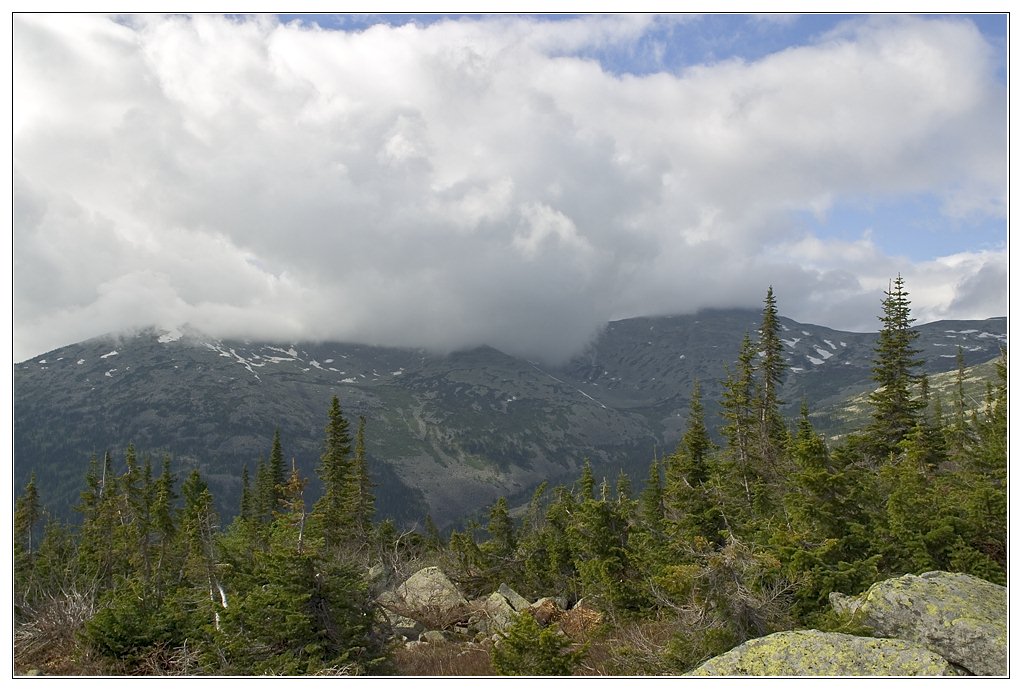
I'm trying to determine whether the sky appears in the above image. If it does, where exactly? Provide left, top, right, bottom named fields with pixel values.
left=10, top=10, right=1009, bottom=364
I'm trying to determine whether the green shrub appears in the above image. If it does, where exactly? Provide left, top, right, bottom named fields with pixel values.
left=491, top=612, right=585, bottom=676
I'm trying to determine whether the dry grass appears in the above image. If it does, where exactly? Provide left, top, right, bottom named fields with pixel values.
left=390, top=640, right=496, bottom=676
left=14, top=589, right=101, bottom=676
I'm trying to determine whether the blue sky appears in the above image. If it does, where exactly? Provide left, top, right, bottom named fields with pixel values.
left=12, top=12, right=1008, bottom=362
left=281, top=13, right=1007, bottom=78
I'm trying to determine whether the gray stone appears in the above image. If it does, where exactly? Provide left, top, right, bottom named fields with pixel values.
left=532, top=595, right=568, bottom=611
left=688, top=629, right=958, bottom=676
left=830, top=571, right=1007, bottom=676
left=497, top=583, right=531, bottom=611
left=395, top=566, right=468, bottom=613
left=419, top=630, right=450, bottom=644
left=379, top=607, right=424, bottom=640
left=482, top=591, right=519, bottom=633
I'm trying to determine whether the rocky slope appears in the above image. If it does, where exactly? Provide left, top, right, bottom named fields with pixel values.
left=693, top=571, right=1007, bottom=676
left=13, top=310, right=1006, bottom=525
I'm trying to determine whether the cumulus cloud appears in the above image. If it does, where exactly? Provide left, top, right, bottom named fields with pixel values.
left=12, top=14, right=1007, bottom=362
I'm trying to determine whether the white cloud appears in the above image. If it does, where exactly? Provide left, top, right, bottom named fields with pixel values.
left=12, top=14, right=1007, bottom=362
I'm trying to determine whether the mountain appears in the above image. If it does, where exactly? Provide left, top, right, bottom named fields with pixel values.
left=13, top=310, right=1006, bottom=526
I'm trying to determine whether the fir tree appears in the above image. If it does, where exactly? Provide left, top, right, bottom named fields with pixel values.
left=313, top=396, right=353, bottom=552
left=755, top=286, right=788, bottom=465
left=867, top=275, right=925, bottom=458
left=14, top=472, right=42, bottom=560
left=341, top=416, right=375, bottom=540
left=268, top=429, right=287, bottom=515
left=718, top=333, right=759, bottom=520
left=664, top=380, right=720, bottom=549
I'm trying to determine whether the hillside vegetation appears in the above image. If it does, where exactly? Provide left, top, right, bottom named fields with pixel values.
left=13, top=279, right=1006, bottom=675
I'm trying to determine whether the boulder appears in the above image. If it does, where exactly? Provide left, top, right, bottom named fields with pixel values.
left=688, top=629, right=958, bottom=676
left=829, top=571, right=1007, bottom=676
left=481, top=592, right=519, bottom=633
left=378, top=607, right=424, bottom=641
left=419, top=630, right=450, bottom=644
left=395, top=566, right=468, bottom=613
left=497, top=583, right=531, bottom=611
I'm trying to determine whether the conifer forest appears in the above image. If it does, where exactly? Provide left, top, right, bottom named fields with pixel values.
left=13, top=278, right=1007, bottom=676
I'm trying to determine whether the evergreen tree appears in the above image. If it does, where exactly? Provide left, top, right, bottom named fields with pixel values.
left=313, top=396, right=353, bottom=552
left=638, top=457, right=665, bottom=539
left=150, top=456, right=178, bottom=599
left=664, top=381, right=720, bottom=549
left=577, top=458, right=596, bottom=501
left=867, top=275, right=925, bottom=458
left=615, top=469, right=633, bottom=504
left=179, top=469, right=227, bottom=633
left=485, top=496, right=517, bottom=559
left=268, top=429, right=287, bottom=515
left=342, top=416, right=375, bottom=540
left=14, top=472, right=42, bottom=560
left=718, top=333, right=760, bottom=522
left=492, top=612, right=585, bottom=676
left=946, top=346, right=975, bottom=466
left=239, top=465, right=253, bottom=522
left=755, top=287, right=788, bottom=466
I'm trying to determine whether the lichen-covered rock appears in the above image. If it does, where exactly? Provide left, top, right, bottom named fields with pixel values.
left=481, top=591, right=519, bottom=633
left=830, top=571, right=1007, bottom=676
left=688, top=630, right=957, bottom=676
left=378, top=607, right=424, bottom=641
left=395, top=566, right=468, bottom=613
left=497, top=583, right=531, bottom=611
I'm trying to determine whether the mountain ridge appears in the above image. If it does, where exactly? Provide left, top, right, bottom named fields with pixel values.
left=13, top=309, right=1006, bottom=526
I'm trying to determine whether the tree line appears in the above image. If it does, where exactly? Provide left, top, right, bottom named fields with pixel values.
left=13, top=276, right=1007, bottom=675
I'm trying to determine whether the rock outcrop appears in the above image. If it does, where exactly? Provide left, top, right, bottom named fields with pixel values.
left=375, top=566, right=577, bottom=644
left=829, top=571, right=1007, bottom=676
left=688, top=630, right=958, bottom=676
left=395, top=566, right=469, bottom=613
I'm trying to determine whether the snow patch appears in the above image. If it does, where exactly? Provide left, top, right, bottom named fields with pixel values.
left=789, top=367, right=805, bottom=373
left=806, top=356, right=825, bottom=366
left=324, top=359, right=334, bottom=363
left=946, top=329, right=978, bottom=334
left=158, top=328, right=183, bottom=343
left=822, top=339, right=836, bottom=350
left=100, top=350, right=118, bottom=359
left=38, top=359, right=46, bottom=364
left=341, top=377, right=357, bottom=383
left=104, top=369, right=116, bottom=377
left=392, top=369, right=404, bottom=376
left=678, top=354, right=686, bottom=359
left=813, top=347, right=834, bottom=360
left=267, top=346, right=299, bottom=358
left=781, top=337, right=801, bottom=348
left=77, top=359, right=85, bottom=365
left=801, top=330, right=811, bottom=336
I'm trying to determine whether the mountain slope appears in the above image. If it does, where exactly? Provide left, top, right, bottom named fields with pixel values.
left=13, top=311, right=1006, bottom=525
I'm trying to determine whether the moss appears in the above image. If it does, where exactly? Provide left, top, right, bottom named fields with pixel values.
left=688, top=630, right=956, bottom=676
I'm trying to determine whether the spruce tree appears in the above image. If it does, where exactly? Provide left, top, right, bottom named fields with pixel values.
left=577, top=458, right=596, bottom=500
left=718, top=333, right=759, bottom=518
left=664, top=380, right=719, bottom=549
left=14, top=472, right=42, bottom=560
left=867, top=275, right=925, bottom=459
left=341, top=416, right=375, bottom=539
left=755, top=286, right=788, bottom=465
left=268, top=429, right=287, bottom=515
left=313, top=396, right=352, bottom=552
